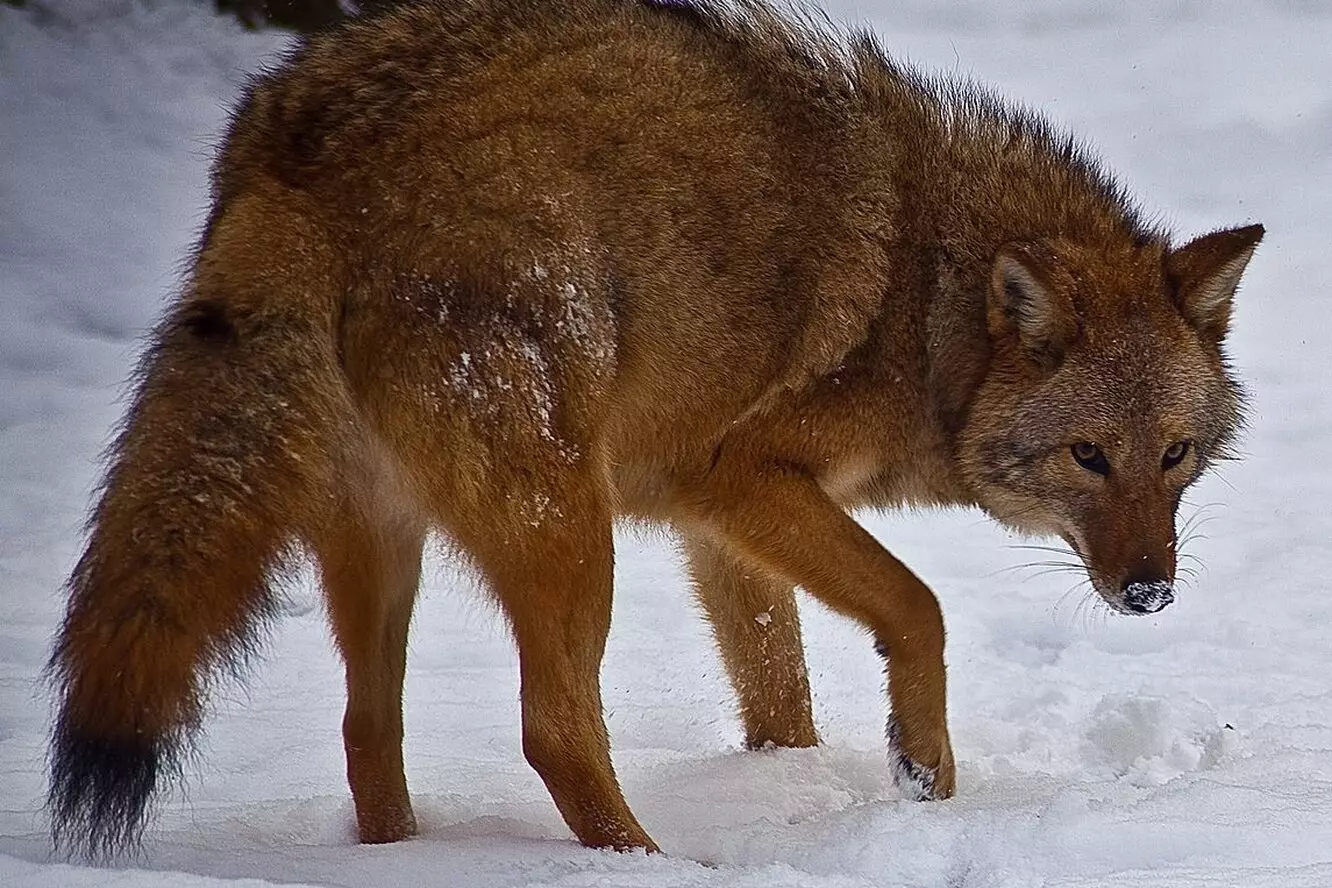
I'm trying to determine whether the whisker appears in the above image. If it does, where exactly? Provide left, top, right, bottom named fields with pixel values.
left=1069, top=585, right=1099, bottom=631
left=1094, top=597, right=1111, bottom=630
left=1179, top=514, right=1223, bottom=536
left=1178, top=530, right=1210, bottom=548
left=1179, top=528, right=1209, bottom=545
left=1022, top=566, right=1089, bottom=582
left=1178, top=517, right=1216, bottom=539
left=1178, top=503, right=1225, bottom=539
left=1005, top=543, right=1080, bottom=558
left=1074, top=594, right=1091, bottom=632
left=990, top=560, right=1083, bottom=577
left=1052, top=578, right=1091, bottom=626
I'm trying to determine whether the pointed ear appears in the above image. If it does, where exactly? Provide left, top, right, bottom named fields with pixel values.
left=1166, top=224, right=1264, bottom=342
left=988, top=243, right=1078, bottom=369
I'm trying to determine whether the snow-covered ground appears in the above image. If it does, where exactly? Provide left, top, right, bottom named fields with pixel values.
left=2, top=1, right=1330, bottom=885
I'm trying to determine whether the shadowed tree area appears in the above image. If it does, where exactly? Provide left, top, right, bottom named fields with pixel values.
left=2, top=0, right=404, bottom=31
left=216, top=0, right=402, bottom=32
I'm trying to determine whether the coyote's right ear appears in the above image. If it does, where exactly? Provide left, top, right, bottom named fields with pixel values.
left=988, top=244, right=1078, bottom=369
left=1166, top=224, right=1264, bottom=343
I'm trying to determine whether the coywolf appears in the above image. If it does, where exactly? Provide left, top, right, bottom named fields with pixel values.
left=49, top=0, right=1262, bottom=857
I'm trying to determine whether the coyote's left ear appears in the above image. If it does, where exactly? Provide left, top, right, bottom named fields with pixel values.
left=1166, top=224, right=1264, bottom=342
left=988, top=243, right=1079, bottom=369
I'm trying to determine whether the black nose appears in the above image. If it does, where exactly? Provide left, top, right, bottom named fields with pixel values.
left=1121, top=579, right=1175, bottom=614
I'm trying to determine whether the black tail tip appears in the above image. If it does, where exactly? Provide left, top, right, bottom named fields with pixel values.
left=48, top=722, right=168, bottom=861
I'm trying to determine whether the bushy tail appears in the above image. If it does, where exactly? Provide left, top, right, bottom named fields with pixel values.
left=48, top=184, right=350, bottom=858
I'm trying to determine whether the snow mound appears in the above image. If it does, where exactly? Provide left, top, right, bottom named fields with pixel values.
left=1083, top=694, right=1239, bottom=787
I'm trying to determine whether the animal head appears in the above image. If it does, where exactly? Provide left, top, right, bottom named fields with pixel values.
left=959, top=224, right=1263, bottom=614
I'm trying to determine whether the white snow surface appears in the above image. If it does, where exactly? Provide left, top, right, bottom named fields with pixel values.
left=2, top=1, right=1331, bottom=886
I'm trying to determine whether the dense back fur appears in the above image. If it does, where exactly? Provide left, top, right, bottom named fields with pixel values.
left=212, top=0, right=1171, bottom=446
left=49, top=0, right=1258, bottom=858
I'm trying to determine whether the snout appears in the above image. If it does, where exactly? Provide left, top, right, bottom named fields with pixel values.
left=1119, top=578, right=1175, bottom=614
left=1076, top=544, right=1178, bottom=616
left=1065, top=501, right=1179, bottom=616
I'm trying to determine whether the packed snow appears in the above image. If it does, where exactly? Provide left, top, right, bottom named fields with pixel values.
left=3, top=1, right=1331, bottom=886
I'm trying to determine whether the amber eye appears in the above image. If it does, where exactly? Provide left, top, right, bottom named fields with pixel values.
left=1163, top=440, right=1191, bottom=470
left=1071, top=442, right=1110, bottom=476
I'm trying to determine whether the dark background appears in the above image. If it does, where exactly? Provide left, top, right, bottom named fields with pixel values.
left=2, top=0, right=403, bottom=32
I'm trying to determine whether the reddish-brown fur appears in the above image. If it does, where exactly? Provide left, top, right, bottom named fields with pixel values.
left=48, top=0, right=1262, bottom=858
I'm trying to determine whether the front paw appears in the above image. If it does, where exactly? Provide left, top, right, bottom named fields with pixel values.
left=887, top=715, right=956, bottom=801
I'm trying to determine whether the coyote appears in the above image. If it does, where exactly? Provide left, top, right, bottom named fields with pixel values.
left=48, top=0, right=1263, bottom=858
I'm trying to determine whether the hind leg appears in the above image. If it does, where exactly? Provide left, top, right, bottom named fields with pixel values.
left=683, top=534, right=818, bottom=749
left=314, top=497, right=425, bottom=845
left=458, top=479, right=655, bottom=852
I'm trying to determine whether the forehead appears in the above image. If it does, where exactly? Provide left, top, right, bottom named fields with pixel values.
left=1054, top=310, right=1221, bottom=445
left=1059, top=239, right=1170, bottom=320
left=997, top=237, right=1241, bottom=451
left=1055, top=240, right=1208, bottom=397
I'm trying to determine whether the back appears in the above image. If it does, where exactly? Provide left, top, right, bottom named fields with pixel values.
left=215, top=0, right=898, bottom=433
